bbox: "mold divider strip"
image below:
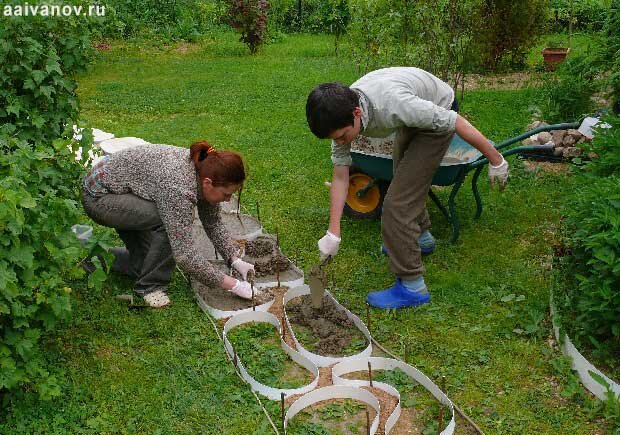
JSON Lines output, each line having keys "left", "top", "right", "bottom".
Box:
{"left": 282, "top": 285, "right": 373, "bottom": 367}
{"left": 332, "top": 356, "right": 456, "bottom": 434}
{"left": 284, "top": 385, "right": 381, "bottom": 434}
{"left": 222, "top": 310, "right": 320, "bottom": 401}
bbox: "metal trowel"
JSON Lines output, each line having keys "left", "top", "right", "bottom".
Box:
{"left": 308, "top": 255, "right": 332, "bottom": 309}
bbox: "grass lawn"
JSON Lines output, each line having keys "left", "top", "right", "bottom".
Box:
{"left": 0, "top": 32, "right": 611, "bottom": 434}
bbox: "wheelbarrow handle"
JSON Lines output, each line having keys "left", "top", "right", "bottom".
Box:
{"left": 469, "top": 144, "right": 554, "bottom": 168}
{"left": 495, "top": 121, "right": 581, "bottom": 151}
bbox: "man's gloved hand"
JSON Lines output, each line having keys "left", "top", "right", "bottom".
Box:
{"left": 489, "top": 156, "right": 509, "bottom": 190}
{"left": 318, "top": 231, "right": 341, "bottom": 260}
{"left": 230, "top": 279, "right": 253, "bottom": 299}
{"left": 231, "top": 258, "right": 255, "bottom": 281}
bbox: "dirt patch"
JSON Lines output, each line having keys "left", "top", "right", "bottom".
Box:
{"left": 462, "top": 72, "right": 543, "bottom": 90}
{"left": 522, "top": 160, "right": 571, "bottom": 174}
{"left": 286, "top": 295, "right": 368, "bottom": 357}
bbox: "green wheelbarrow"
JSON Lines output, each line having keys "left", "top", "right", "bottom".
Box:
{"left": 344, "top": 122, "right": 580, "bottom": 243}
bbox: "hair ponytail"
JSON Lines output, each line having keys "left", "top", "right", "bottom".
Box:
{"left": 189, "top": 140, "right": 246, "bottom": 187}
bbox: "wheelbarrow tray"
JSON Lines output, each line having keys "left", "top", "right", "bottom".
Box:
{"left": 347, "top": 122, "right": 580, "bottom": 243}
{"left": 351, "top": 134, "right": 481, "bottom": 186}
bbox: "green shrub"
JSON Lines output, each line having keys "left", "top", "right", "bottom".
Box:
{"left": 478, "top": 0, "right": 551, "bottom": 71}
{"left": 0, "top": 9, "right": 108, "bottom": 400}
{"left": 0, "top": 7, "right": 92, "bottom": 145}
{"left": 557, "top": 115, "right": 620, "bottom": 375}
{"left": 268, "top": 0, "right": 349, "bottom": 34}
{"left": 93, "top": 0, "right": 229, "bottom": 42}
{"left": 538, "top": 55, "right": 598, "bottom": 123}
{"left": 347, "top": 0, "right": 481, "bottom": 87}
{"left": 550, "top": 0, "right": 610, "bottom": 32}
{"left": 0, "top": 135, "right": 100, "bottom": 399}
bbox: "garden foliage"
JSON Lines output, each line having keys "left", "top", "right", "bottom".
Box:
{"left": 268, "top": 0, "right": 350, "bottom": 35}
{"left": 478, "top": 0, "right": 550, "bottom": 70}
{"left": 0, "top": 6, "right": 91, "bottom": 145}
{"left": 91, "top": 0, "right": 228, "bottom": 42}
{"left": 549, "top": 0, "right": 612, "bottom": 32}
{"left": 539, "top": 2, "right": 620, "bottom": 122}
{"left": 228, "top": 0, "right": 270, "bottom": 53}
{"left": 0, "top": 11, "right": 106, "bottom": 399}
{"left": 557, "top": 115, "right": 620, "bottom": 375}
{"left": 347, "top": 0, "right": 481, "bottom": 88}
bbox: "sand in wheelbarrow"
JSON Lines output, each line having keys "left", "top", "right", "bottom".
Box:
{"left": 194, "top": 281, "right": 275, "bottom": 311}
{"left": 351, "top": 134, "right": 395, "bottom": 155}
{"left": 287, "top": 295, "right": 368, "bottom": 357}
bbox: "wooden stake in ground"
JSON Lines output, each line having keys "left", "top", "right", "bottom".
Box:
{"left": 281, "top": 314, "right": 286, "bottom": 341}
{"left": 437, "top": 376, "right": 447, "bottom": 435}
{"left": 404, "top": 340, "right": 409, "bottom": 364}
{"left": 255, "top": 201, "right": 261, "bottom": 225}
{"left": 251, "top": 281, "right": 255, "bottom": 311}
{"left": 366, "top": 409, "right": 371, "bottom": 435}
{"left": 280, "top": 392, "right": 286, "bottom": 433}
{"left": 368, "top": 361, "right": 373, "bottom": 388}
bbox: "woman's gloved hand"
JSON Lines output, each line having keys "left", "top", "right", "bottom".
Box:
{"left": 489, "top": 157, "right": 509, "bottom": 190}
{"left": 231, "top": 258, "right": 255, "bottom": 280}
{"left": 318, "top": 231, "right": 340, "bottom": 260}
{"left": 230, "top": 279, "right": 253, "bottom": 299}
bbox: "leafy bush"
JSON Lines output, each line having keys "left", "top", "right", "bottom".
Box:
{"left": 268, "top": 0, "right": 350, "bottom": 34}
{"left": 228, "top": 0, "right": 270, "bottom": 53}
{"left": 477, "top": 0, "right": 550, "bottom": 70}
{"left": 550, "top": 0, "right": 610, "bottom": 32}
{"left": 347, "top": 0, "right": 481, "bottom": 88}
{"left": 538, "top": 55, "right": 598, "bottom": 123}
{"left": 0, "top": 10, "right": 108, "bottom": 400}
{"left": 557, "top": 115, "right": 620, "bottom": 375}
{"left": 91, "top": 0, "right": 229, "bottom": 42}
{"left": 0, "top": 8, "right": 92, "bottom": 145}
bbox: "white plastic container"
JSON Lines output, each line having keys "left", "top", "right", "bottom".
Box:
{"left": 71, "top": 224, "right": 93, "bottom": 245}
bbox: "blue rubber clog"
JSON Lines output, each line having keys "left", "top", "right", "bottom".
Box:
{"left": 366, "top": 279, "right": 431, "bottom": 309}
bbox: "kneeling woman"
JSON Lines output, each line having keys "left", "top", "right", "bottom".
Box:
{"left": 82, "top": 141, "right": 255, "bottom": 308}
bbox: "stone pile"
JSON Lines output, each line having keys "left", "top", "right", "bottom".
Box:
{"left": 522, "top": 121, "right": 589, "bottom": 159}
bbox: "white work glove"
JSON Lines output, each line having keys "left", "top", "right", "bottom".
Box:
{"left": 489, "top": 156, "right": 509, "bottom": 190}
{"left": 318, "top": 231, "right": 341, "bottom": 260}
{"left": 231, "top": 258, "right": 255, "bottom": 281}
{"left": 230, "top": 279, "right": 253, "bottom": 299}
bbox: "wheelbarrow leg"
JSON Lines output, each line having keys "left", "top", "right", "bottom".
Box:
{"left": 471, "top": 166, "right": 484, "bottom": 220}
{"left": 447, "top": 171, "right": 466, "bottom": 244}
{"left": 428, "top": 188, "right": 451, "bottom": 221}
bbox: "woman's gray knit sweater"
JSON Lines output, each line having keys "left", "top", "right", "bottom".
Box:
{"left": 90, "top": 143, "right": 239, "bottom": 287}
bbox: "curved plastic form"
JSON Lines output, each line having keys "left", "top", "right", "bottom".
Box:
{"left": 332, "top": 356, "right": 456, "bottom": 435}
{"left": 283, "top": 285, "right": 373, "bottom": 367}
{"left": 222, "top": 311, "right": 320, "bottom": 400}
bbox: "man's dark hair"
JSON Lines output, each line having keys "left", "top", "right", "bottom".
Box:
{"left": 306, "top": 82, "right": 360, "bottom": 138}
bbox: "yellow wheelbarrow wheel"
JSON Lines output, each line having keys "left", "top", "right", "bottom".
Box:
{"left": 344, "top": 169, "right": 387, "bottom": 218}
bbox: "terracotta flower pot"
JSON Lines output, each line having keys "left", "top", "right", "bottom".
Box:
{"left": 542, "top": 47, "right": 570, "bottom": 71}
